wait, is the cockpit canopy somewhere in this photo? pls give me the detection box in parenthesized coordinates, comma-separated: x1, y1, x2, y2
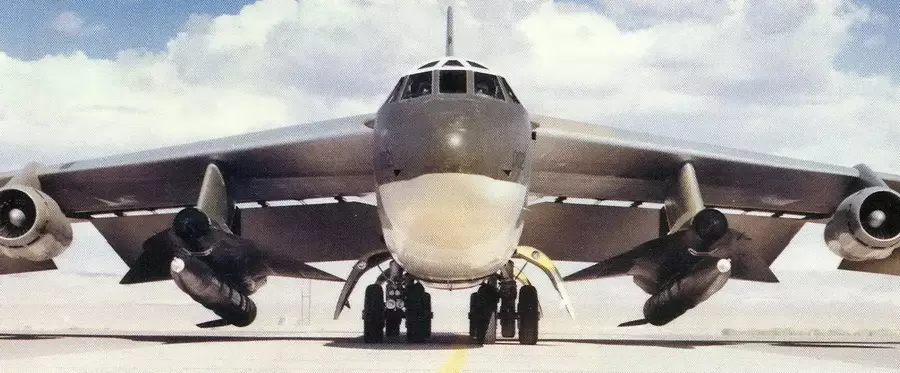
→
(385, 58, 520, 104)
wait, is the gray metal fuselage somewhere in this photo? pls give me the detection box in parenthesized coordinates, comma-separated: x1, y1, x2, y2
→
(374, 92, 532, 287)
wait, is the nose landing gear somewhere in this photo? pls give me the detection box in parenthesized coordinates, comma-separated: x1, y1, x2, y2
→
(517, 284, 539, 345)
(498, 266, 518, 339)
(361, 261, 433, 344)
(349, 247, 568, 345)
(405, 282, 432, 343)
(362, 284, 385, 343)
(469, 282, 499, 344)
(468, 262, 542, 345)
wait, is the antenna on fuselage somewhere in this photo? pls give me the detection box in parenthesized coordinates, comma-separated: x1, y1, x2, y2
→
(445, 6, 454, 56)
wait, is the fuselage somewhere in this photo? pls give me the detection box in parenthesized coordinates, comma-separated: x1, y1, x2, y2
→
(373, 58, 533, 287)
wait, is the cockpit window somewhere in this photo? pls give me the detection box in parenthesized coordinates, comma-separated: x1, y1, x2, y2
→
(439, 70, 467, 93)
(443, 59, 464, 67)
(401, 71, 432, 99)
(473, 72, 505, 100)
(500, 77, 520, 104)
(386, 78, 405, 103)
(467, 60, 487, 69)
(419, 61, 438, 69)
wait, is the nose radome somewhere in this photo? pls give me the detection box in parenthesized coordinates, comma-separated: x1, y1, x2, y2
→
(378, 172, 527, 281)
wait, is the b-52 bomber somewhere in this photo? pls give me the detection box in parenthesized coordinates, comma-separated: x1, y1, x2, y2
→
(2, 7, 900, 344)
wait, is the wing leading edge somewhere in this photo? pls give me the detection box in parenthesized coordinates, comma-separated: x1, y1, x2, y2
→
(531, 115, 900, 216)
(1, 114, 376, 217)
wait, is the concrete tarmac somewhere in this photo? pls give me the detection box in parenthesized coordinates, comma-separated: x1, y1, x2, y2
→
(1, 331, 899, 372)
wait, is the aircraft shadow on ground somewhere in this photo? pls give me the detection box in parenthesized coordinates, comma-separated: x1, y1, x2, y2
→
(0, 332, 481, 350)
(539, 338, 738, 350)
(542, 338, 900, 350)
(324, 333, 483, 351)
(0, 333, 343, 345)
(770, 342, 895, 349)
(0, 333, 895, 351)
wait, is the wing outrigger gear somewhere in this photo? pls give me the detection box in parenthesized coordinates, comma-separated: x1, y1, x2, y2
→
(514, 246, 575, 319)
(512, 264, 532, 286)
(334, 250, 393, 319)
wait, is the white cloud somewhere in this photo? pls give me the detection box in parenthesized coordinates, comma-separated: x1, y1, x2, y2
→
(49, 11, 105, 37)
(2, 0, 899, 173)
(51, 11, 85, 36)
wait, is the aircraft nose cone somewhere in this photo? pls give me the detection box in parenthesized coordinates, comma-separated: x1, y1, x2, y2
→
(8, 208, 27, 228)
(868, 210, 887, 229)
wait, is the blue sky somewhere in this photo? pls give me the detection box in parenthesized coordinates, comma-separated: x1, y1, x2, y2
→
(0, 0, 249, 58)
(837, 0, 900, 80)
(1, 0, 898, 81)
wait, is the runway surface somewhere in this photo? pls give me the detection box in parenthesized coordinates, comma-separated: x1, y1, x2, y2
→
(1, 331, 899, 372)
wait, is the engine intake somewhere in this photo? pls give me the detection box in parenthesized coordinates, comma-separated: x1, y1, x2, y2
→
(0, 186, 72, 261)
(825, 187, 900, 261)
(691, 208, 729, 243)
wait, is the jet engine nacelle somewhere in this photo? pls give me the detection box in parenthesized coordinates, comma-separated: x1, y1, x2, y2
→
(0, 186, 72, 261)
(825, 187, 900, 261)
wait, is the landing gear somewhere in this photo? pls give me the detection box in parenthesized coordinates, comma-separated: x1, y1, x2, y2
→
(385, 268, 405, 338)
(361, 262, 432, 344)
(362, 284, 385, 343)
(405, 282, 433, 343)
(385, 310, 402, 337)
(498, 265, 518, 338)
(517, 285, 539, 345)
(468, 283, 499, 344)
(469, 269, 541, 345)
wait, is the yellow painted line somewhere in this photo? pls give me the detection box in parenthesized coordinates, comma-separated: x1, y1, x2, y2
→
(436, 337, 469, 373)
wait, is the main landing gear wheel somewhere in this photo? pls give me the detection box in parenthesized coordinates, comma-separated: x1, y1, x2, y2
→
(405, 282, 432, 343)
(517, 285, 539, 345)
(385, 309, 402, 337)
(424, 292, 432, 340)
(500, 312, 516, 338)
(362, 284, 385, 343)
(468, 285, 499, 345)
(498, 274, 517, 338)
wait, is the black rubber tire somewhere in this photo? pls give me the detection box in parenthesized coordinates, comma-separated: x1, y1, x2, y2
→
(423, 292, 432, 339)
(483, 310, 497, 344)
(385, 309, 402, 337)
(468, 293, 480, 341)
(469, 292, 484, 344)
(363, 284, 385, 343)
(499, 284, 517, 338)
(517, 285, 539, 345)
(501, 317, 516, 338)
(469, 290, 498, 344)
(405, 284, 429, 343)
